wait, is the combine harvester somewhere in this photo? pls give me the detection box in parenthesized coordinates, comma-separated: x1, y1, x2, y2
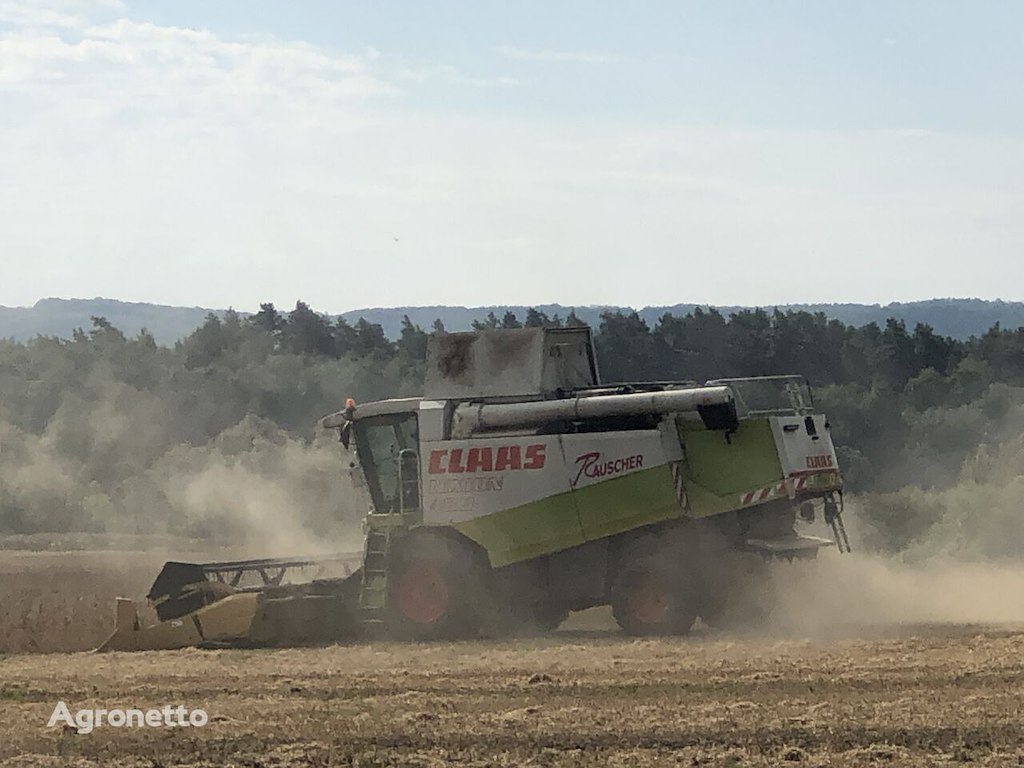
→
(100, 326, 848, 650)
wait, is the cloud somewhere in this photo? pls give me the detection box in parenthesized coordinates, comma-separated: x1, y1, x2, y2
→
(0, 1, 80, 28)
(494, 45, 620, 64)
(2, 1, 1023, 312)
(0, 15, 394, 101)
(397, 63, 518, 88)
(0, 0, 122, 29)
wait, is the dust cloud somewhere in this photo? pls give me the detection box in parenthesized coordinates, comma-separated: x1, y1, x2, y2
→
(768, 553, 1024, 635)
(0, 407, 366, 557)
(753, 488, 1024, 635)
(162, 433, 367, 558)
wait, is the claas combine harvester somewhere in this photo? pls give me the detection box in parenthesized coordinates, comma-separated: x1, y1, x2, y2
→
(100, 326, 848, 651)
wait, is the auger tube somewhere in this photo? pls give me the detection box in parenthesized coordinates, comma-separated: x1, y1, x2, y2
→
(451, 385, 734, 437)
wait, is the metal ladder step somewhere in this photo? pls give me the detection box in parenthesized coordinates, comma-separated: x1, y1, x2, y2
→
(358, 529, 393, 621)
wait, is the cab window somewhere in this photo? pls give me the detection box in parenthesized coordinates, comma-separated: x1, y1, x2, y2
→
(354, 413, 419, 513)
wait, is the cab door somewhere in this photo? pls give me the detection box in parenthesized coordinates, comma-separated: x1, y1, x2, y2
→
(354, 413, 420, 514)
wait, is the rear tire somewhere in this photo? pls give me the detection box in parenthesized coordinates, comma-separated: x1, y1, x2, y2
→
(387, 534, 489, 640)
(611, 557, 697, 636)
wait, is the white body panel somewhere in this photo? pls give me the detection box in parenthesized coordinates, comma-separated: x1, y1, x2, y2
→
(421, 435, 569, 525)
(420, 430, 673, 525)
(560, 431, 668, 490)
(769, 415, 840, 478)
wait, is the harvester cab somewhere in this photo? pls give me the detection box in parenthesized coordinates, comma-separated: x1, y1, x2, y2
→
(100, 325, 847, 651)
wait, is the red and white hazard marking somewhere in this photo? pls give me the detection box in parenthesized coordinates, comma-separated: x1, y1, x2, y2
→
(738, 473, 841, 507)
(739, 481, 789, 507)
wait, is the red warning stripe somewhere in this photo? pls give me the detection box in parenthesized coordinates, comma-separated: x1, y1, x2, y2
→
(740, 480, 788, 507)
(739, 473, 835, 507)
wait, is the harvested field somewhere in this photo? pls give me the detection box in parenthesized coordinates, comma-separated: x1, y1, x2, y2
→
(3, 623, 1024, 766)
(4, 550, 1024, 765)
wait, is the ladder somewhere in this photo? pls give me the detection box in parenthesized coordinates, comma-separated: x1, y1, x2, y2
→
(358, 526, 392, 628)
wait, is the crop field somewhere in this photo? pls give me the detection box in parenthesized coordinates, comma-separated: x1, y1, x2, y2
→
(4, 623, 1024, 766)
(0, 550, 163, 655)
(3, 551, 1024, 766)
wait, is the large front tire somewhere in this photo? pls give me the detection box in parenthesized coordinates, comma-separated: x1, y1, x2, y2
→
(388, 535, 489, 640)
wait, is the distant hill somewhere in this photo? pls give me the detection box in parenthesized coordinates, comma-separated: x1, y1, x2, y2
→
(340, 299, 1024, 341)
(0, 298, 224, 345)
(3, 297, 1024, 344)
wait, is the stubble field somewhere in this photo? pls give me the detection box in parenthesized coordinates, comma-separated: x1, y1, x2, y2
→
(2, 550, 1024, 766)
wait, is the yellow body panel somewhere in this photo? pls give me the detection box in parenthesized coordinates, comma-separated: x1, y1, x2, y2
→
(98, 593, 259, 652)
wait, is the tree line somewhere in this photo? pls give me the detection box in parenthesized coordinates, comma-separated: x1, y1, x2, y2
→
(4, 301, 1024, 551)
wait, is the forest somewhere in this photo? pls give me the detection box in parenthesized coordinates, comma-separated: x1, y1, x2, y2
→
(3, 301, 1024, 558)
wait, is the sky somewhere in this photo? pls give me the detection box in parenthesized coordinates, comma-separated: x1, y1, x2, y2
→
(2, 0, 1024, 313)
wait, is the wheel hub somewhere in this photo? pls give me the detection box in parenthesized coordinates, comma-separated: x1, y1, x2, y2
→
(393, 560, 449, 625)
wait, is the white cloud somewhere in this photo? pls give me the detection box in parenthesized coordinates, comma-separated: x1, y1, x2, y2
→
(0, 0, 123, 29)
(397, 63, 518, 88)
(2, 2, 1023, 311)
(0, 2, 80, 27)
(0, 16, 394, 101)
(494, 45, 620, 64)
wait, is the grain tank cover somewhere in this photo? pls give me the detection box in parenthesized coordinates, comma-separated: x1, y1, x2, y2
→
(424, 327, 599, 400)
